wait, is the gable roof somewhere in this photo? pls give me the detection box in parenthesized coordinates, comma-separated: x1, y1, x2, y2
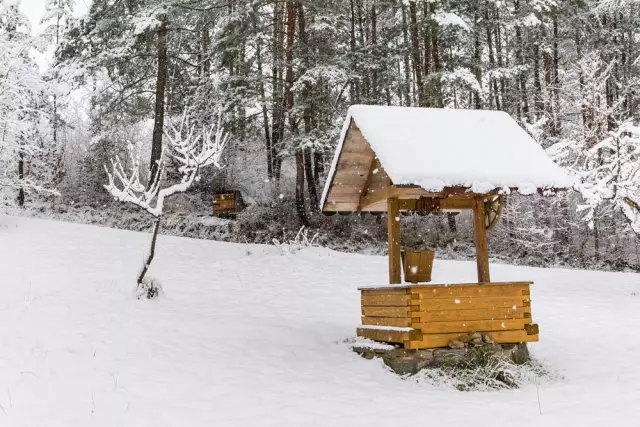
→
(320, 105, 573, 212)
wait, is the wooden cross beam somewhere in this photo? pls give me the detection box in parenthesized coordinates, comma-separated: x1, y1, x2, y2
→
(360, 185, 475, 212)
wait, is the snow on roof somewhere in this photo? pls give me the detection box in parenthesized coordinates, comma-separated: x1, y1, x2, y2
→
(321, 105, 573, 208)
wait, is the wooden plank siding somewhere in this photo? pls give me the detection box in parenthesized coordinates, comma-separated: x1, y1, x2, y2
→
(356, 328, 412, 344)
(357, 282, 538, 349)
(361, 316, 412, 327)
(362, 293, 411, 306)
(413, 307, 530, 322)
(404, 330, 538, 350)
(324, 120, 378, 210)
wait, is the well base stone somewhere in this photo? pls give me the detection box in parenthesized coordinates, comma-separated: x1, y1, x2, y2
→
(353, 342, 530, 376)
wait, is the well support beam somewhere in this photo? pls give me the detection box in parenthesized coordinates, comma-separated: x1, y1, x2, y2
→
(473, 196, 491, 283)
(387, 197, 401, 284)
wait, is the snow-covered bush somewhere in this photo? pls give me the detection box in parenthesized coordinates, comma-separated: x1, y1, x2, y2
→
(104, 111, 227, 292)
(577, 120, 640, 236)
(135, 276, 164, 300)
(415, 350, 557, 392)
(272, 226, 320, 254)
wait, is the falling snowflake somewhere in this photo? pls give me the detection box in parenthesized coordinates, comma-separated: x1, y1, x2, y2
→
(454, 298, 461, 304)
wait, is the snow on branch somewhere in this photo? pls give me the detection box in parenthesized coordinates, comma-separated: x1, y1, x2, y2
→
(104, 110, 228, 217)
(577, 120, 640, 234)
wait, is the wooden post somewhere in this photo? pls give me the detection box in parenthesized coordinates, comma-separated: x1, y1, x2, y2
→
(387, 197, 401, 284)
(473, 196, 491, 283)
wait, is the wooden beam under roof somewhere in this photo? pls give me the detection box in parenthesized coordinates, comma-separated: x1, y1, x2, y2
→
(358, 185, 476, 211)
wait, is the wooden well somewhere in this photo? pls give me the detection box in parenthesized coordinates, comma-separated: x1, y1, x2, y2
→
(319, 109, 568, 350)
(357, 282, 539, 349)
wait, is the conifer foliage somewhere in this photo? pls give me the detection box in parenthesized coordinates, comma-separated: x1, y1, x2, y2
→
(2, 0, 640, 269)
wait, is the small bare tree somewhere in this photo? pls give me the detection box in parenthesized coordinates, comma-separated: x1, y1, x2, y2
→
(105, 111, 227, 296)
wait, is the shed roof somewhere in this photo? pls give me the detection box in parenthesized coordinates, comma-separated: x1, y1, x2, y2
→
(320, 105, 573, 212)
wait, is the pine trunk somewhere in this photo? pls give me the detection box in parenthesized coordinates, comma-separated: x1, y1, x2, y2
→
(473, 4, 482, 109)
(297, 3, 319, 209)
(400, 5, 412, 106)
(285, 1, 308, 225)
(349, 0, 359, 103)
(408, 1, 424, 106)
(150, 15, 169, 186)
(272, 0, 286, 181)
(485, 2, 499, 110)
(253, 4, 272, 180)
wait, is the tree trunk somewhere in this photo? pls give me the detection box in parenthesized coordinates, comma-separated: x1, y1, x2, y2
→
(472, 4, 482, 109)
(349, 0, 359, 103)
(253, 4, 272, 180)
(593, 209, 600, 262)
(370, 5, 379, 101)
(494, 8, 506, 111)
(423, 1, 432, 79)
(137, 217, 161, 285)
(17, 151, 24, 207)
(150, 15, 169, 186)
(400, 4, 412, 106)
(513, 0, 530, 121)
(430, 3, 443, 108)
(447, 213, 457, 233)
(297, 3, 319, 209)
(552, 13, 561, 135)
(52, 11, 60, 150)
(356, 0, 368, 99)
(533, 38, 543, 120)
(485, 1, 499, 110)
(202, 22, 211, 77)
(542, 21, 556, 131)
(408, 1, 424, 106)
(272, 0, 286, 181)
(285, 1, 308, 226)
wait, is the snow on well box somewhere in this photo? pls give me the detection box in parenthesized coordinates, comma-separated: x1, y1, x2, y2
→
(321, 105, 570, 349)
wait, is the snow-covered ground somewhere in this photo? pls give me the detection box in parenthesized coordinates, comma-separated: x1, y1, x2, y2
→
(1, 215, 639, 427)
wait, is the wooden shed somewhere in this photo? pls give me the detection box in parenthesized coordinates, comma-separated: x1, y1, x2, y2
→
(321, 105, 572, 350)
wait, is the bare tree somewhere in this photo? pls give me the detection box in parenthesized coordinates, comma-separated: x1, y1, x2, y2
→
(104, 111, 227, 296)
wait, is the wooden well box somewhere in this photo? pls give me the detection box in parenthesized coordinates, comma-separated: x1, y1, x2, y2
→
(357, 282, 538, 349)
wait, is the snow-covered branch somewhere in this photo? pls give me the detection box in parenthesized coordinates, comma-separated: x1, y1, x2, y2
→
(104, 111, 227, 217)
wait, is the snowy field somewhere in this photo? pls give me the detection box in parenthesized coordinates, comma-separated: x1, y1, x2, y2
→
(1, 215, 639, 427)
